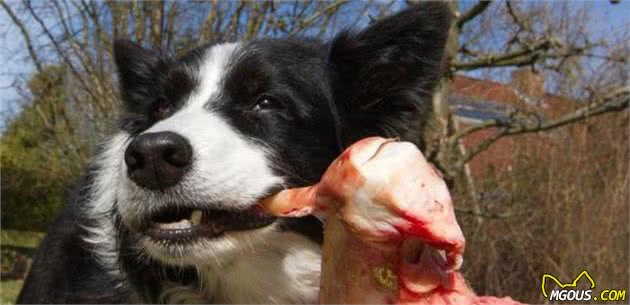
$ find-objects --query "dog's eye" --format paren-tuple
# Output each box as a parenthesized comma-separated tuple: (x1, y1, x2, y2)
(252, 95, 284, 112)
(153, 97, 173, 120)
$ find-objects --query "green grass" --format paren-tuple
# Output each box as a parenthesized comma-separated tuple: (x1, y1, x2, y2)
(1, 230, 45, 248)
(0, 280, 23, 305)
(1, 229, 44, 305)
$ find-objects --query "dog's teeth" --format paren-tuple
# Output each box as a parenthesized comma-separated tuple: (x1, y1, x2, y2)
(158, 219, 191, 229)
(190, 210, 203, 225)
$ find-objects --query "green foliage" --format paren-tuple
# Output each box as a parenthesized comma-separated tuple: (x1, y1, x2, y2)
(1, 66, 88, 231)
(0, 230, 44, 305)
(0, 230, 45, 249)
(0, 279, 23, 305)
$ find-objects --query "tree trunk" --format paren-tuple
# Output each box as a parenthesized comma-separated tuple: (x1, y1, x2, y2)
(428, 1, 459, 180)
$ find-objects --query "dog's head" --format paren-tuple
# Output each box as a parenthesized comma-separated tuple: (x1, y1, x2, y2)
(108, 3, 451, 266)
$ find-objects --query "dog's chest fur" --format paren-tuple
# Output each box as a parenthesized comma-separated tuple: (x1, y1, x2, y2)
(158, 231, 321, 304)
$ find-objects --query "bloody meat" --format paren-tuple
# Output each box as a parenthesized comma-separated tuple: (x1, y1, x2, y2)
(259, 137, 524, 305)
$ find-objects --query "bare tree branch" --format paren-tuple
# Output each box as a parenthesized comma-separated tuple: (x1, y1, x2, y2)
(131, 0, 145, 43)
(1, 0, 44, 72)
(288, 0, 348, 36)
(23, 0, 104, 112)
(455, 87, 630, 169)
(455, 207, 525, 219)
(199, 0, 218, 43)
(451, 39, 558, 70)
(449, 118, 504, 146)
(456, 0, 492, 30)
(504, 1, 531, 48)
(505, 1, 528, 32)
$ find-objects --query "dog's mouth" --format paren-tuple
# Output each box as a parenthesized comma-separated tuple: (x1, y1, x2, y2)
(142, 205, 276, 243)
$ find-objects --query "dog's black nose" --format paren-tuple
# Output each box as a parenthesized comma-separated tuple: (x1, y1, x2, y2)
(124, 131, 192, 190)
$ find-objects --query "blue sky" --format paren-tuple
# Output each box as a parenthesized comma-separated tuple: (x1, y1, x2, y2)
(1, 1, 629, 130)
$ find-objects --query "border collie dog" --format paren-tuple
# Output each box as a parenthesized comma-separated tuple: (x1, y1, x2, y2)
(19, 3, 450, 304)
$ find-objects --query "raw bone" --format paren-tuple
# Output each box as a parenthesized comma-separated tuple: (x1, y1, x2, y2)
(259, 137, 523, 305)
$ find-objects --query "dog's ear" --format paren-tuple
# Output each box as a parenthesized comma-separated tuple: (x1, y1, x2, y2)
(329, 2, 452, 145)
(113, 39, 168, 107)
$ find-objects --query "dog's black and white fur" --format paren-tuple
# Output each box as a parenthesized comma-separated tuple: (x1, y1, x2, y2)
(18, 3, 451, 304)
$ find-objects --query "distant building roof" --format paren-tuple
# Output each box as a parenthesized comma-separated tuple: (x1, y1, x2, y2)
(448, 71, 574, 182)
(450, 73, 573, 121)
(451, 94, 512, 124)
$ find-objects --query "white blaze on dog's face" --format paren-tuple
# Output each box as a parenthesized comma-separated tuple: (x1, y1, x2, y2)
(113, 43, 293, 265)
